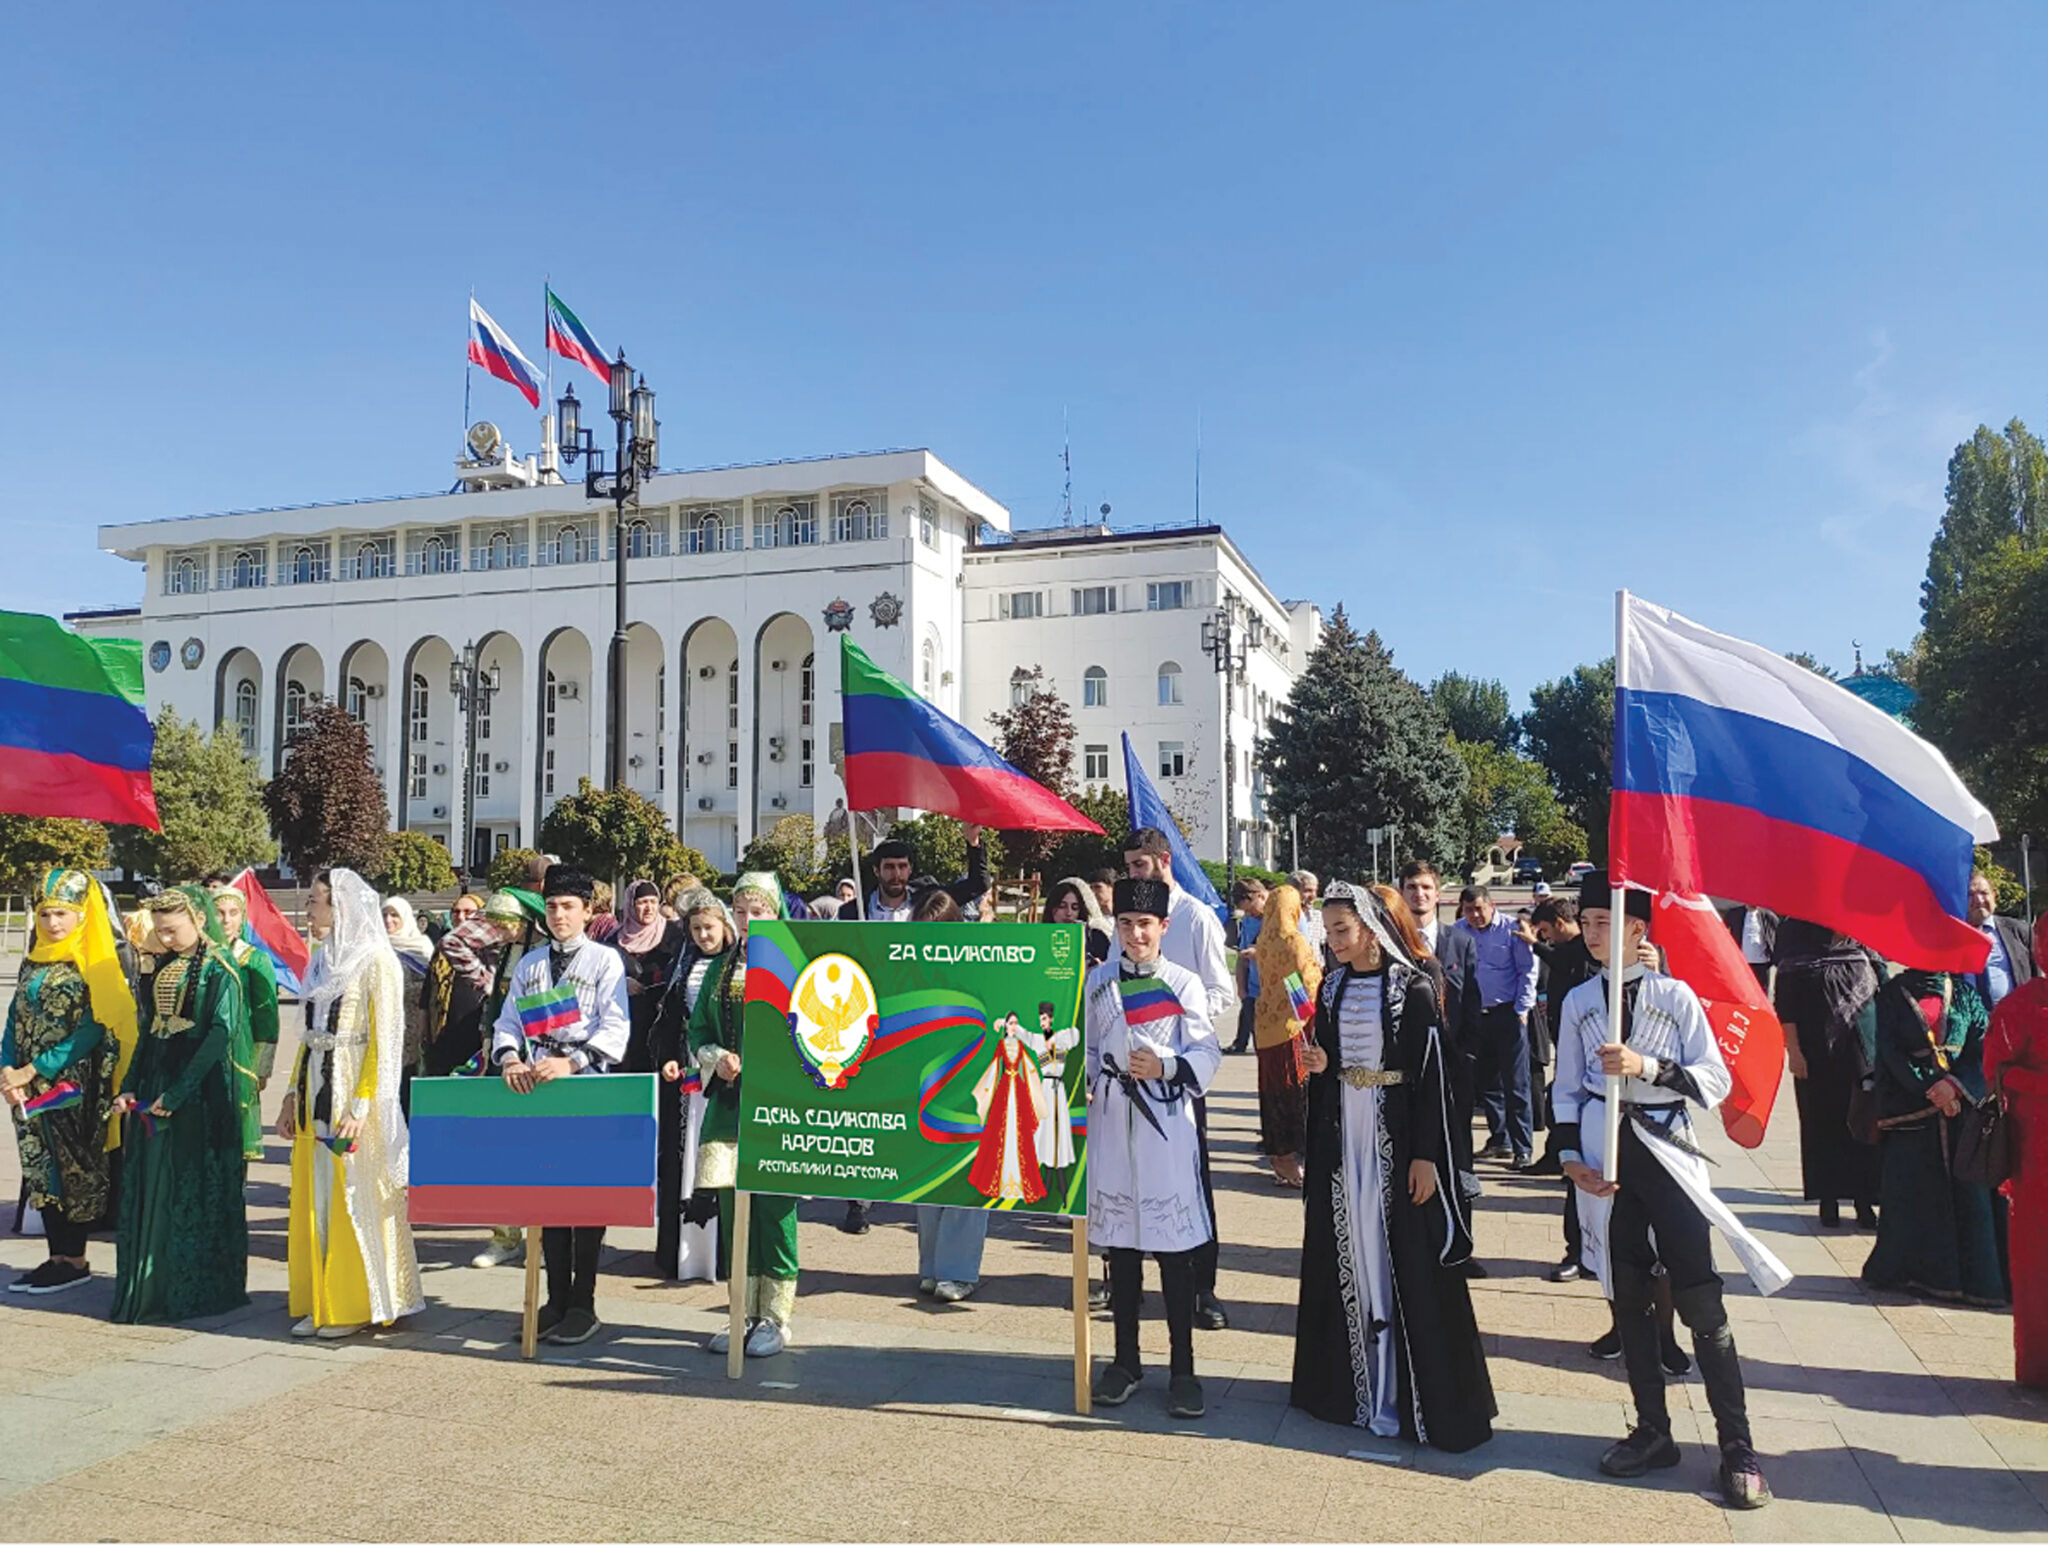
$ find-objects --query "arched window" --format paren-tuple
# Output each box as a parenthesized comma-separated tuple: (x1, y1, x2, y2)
(558, 524, 583, 564)
(171, 554, 201, 594)
(408, 673, 430, 799)
(625, 518, 653, 558)
(346, 676, 369, 723)
(421, 534, 451, 573)
(1157, 661, 1183, 707)
(726, 659, 740, 787)
(1083, 665, 1108, 708)
(232, 678, 258, 754)
(409, 673, 429, 743)
(1010, 667, 1034, 708)
(921, 639, 938, 698)
(691, 511, 725, 553)
(359, 540, 390, 579)
(800, 652, 815, 727)
(489, 530, 514, 567)
(282, 681, 309, 745)
(544, 670, 558, 739)
(289, 545, 320, 585)
(231, 548, 264, 589)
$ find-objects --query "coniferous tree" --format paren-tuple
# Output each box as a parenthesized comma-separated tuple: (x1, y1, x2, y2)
(1257, 607, 1466, 880)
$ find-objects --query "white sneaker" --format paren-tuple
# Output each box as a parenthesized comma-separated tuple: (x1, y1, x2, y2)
(316, 1322, 367, 1340)
(471, 1241, 525, 1268)
(744, 1320, 788, 1358)
(707, 1321, 743, 1355)
(934, 1280, 975, 1304)
(290, 1315, 317, 1338)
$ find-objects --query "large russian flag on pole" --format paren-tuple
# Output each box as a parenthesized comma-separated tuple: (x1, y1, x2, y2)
(468, 297, 543, 408)
(0, 611, 158, 829)
(1610, 592, 1997, 973)
(840, 635, 1103, 833)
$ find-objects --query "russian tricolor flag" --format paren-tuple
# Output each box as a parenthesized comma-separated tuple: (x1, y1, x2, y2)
(468, 297, 543, 408)
(840, 635, 1103, 835)
(1610, 593, 1997, 974)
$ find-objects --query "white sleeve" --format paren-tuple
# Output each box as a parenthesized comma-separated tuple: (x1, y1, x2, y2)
(490, 955, 529, 1063)
(1552, 983, 1593, 1128)
(1170, 967, 1222, 1097)
(585, 953, 632, 1068)
(1671, 982, 1732, 1111)
(1195, 908, 1233, 1022)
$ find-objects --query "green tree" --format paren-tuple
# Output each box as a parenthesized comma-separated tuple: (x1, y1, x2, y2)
(883, 813, 1003, 885)
(741, 815, 831, 896)
(1923, 420, 2048, 635)
(538, 779, 708, 889)
(986, 666, 1080, 874)
(0, 817, 109, 894)
(375, 830, 458, 894)
(1450, 740, 1588, 876)
(1044, 786, 1131, 885)
(262, 702, 390, 875)
(111, 709, 276, 882)
(1429, 672, 1517, 752)
(1917, 537, 2048, 842)
(486, 847, 544, 890)
(1783, 651, 1838, 681)
(1256, 606, 1467, 881)
(1523, 658, 1615, 861)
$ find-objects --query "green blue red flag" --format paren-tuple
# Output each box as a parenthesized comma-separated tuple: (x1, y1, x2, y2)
(0, 610, 158, 829)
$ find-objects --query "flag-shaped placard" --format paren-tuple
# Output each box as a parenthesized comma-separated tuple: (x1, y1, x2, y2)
(1117, 976, 1183, 1026)
(516, 982, 581, 1039)
(21, 1081, 82, 1119)
(407, 1075, 657, 1227)
(1285, 971, 1314, 1023)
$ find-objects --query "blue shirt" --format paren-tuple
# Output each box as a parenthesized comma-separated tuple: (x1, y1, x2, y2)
(1982, 922, 2015, 1007)
(1455, 913, 1538, 1016)
(1237, 915, 1263, 998)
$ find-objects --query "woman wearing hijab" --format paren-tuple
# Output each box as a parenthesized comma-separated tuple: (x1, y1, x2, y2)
(1772, 919, 1882, 1230)
(280, 870, 424, 1338)
(1042, 877, 1111, 966)
(2, 870, 134, 1294)
(650, 889, 735, 1280)
(614, 879, 685, 1074)
(1291, 880, 1495, 1452)
(1987, 913, 2048, 1386)
(1863, 965, 2004, 1305)
(210, 885, 282, 1108)
(1252, 882, 1321, 1187)
(690, 873, 801, 1357)
(111, 886, 251, 1324)
(382, 896, 435, 1105)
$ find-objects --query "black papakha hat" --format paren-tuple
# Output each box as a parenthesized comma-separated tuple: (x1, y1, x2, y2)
(1114, 877, 1172, 919)
(543, 866, 597, 902)
(1576, 870, 1652, 922)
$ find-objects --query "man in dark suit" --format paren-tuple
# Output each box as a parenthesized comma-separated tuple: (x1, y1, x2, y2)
(1401, 862, 1484, 1212)
(1970, 873, 2038, 1010)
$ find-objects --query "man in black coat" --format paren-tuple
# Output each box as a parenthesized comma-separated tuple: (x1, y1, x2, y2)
(841, 827, 989, 921)
(1969, 872, 2038, 1010)
(1401, 862, 1483, 1209)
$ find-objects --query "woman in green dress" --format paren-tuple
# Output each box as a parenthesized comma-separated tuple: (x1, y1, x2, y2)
(210, 883, 281, 1159)
(110, 886, 252, 1324)
(2, 869, 134, 1294)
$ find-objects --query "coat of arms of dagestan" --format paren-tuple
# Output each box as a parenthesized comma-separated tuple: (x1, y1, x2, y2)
(787, 954, 880, 1089)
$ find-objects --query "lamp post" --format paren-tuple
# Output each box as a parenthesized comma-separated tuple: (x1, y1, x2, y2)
(448, 641, 501, 880)
(1202, 593, 1250, 896)
(556, 351, 659, 791)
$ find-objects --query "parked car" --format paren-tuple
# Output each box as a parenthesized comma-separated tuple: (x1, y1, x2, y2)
(1565, 860, 1596, 885)
(1513, 856, 1545, 885)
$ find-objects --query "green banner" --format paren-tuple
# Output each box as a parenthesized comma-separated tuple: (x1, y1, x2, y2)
(736, 921, 1089, 1214)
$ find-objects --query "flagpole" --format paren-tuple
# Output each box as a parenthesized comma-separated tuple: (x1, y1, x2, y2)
(542, 275, 553, 436)
(463, 287, 474, 451)
(1604, 588, 1629, 1185)
(847, 808, 866, 917)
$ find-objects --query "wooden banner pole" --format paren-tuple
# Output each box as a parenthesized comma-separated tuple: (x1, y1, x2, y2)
(1071, 1215, 1092, 1414)
(520, 1225, 542, 1359)
(726, 1189, 752, 1380)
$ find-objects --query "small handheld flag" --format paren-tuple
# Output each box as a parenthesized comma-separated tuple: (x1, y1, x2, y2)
(545, 287, 610, 385)
(21, 1081, 82, 1119)
(1117, 976, 1183, 1026)
(0, 611, 158, 829)
(468, 298, 544, 408)
(516, 982, 581, 1040)
(325, 1134, 358, 1157)
(1285, 972, 1314, 1023)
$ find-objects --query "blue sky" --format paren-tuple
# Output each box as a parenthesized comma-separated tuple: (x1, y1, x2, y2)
(6, 1, 2043, 707)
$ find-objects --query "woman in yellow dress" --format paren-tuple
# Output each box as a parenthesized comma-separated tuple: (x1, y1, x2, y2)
(277, 868, 423, 1338)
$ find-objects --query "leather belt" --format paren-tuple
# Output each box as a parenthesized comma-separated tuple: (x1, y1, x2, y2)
(1340, 1067, 1404, 1089)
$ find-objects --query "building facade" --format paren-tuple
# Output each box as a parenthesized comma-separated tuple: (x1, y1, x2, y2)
(71, 439, 1315, 874)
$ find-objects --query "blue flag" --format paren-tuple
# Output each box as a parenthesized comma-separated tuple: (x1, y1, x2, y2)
(1120, 733, 1226, 920)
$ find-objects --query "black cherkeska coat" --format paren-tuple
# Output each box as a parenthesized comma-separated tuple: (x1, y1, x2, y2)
(1291, 959, 1496, 1453)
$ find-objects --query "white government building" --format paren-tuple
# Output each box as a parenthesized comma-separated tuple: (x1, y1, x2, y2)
(69, 426, 1318, 875)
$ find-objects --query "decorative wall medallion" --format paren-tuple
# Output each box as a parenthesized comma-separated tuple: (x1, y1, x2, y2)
(868, 591, 903, 628)
(179, 638, 206, 670)
(148, 640, 172, 673)
(823, 598, 855, 633)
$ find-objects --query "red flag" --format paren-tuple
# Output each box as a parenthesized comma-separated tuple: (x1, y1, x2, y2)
(1649, 891, 1784, 1149)
(228, 868, 311, 994)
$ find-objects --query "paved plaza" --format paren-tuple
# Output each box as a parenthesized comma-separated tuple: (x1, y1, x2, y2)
(0, 1030, 2042, 1542)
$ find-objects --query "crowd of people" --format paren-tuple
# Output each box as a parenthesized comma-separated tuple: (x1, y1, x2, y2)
(6, 835, 2047, 1513)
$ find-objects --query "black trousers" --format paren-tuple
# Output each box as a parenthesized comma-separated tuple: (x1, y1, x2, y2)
(1109, 1245, 1196, 1377)
(1192, 1095, 1218, 1297)
(1609, 1122, 1751, 1447)
(1229, 1000, 1256, 1053)
(542, 1226, 605, 1311)
(42, 1205, 91, 1260)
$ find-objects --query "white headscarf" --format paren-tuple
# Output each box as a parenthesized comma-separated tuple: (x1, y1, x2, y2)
(305, 869, 399, 1013)
(380, 895, 434, 964)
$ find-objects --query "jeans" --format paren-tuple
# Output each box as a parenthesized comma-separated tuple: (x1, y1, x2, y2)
(916, 1205, 988, 1284)
(1475, 1004, 1533, 1157)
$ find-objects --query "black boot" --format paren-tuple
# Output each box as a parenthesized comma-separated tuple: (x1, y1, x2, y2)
(1674, 1283, 1754, 1454)
(1819, 1198, 1841, 1229)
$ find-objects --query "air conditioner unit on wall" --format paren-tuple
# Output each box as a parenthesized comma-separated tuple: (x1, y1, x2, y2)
(770, 795, 788, 809)
(697, 751, 714, 765)
(365, 683, 385, 698)
(697, 797, 714, 811)
(493, 760, 510, 774)
(431, 762, 448, 776)
(557, 680, 580, 700)
(431, 804, 447, 819)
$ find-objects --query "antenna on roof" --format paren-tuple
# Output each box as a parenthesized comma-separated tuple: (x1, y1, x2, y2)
(1194, 405, 1202, 524)
(1062, 407, 1073, 525)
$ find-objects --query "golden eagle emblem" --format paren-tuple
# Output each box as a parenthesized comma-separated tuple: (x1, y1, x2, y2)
(789, 954, 878, 1089)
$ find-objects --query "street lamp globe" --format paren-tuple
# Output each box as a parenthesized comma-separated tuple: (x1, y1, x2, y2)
(608, 351, 633, 420)
(555, 384, 580, 452)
